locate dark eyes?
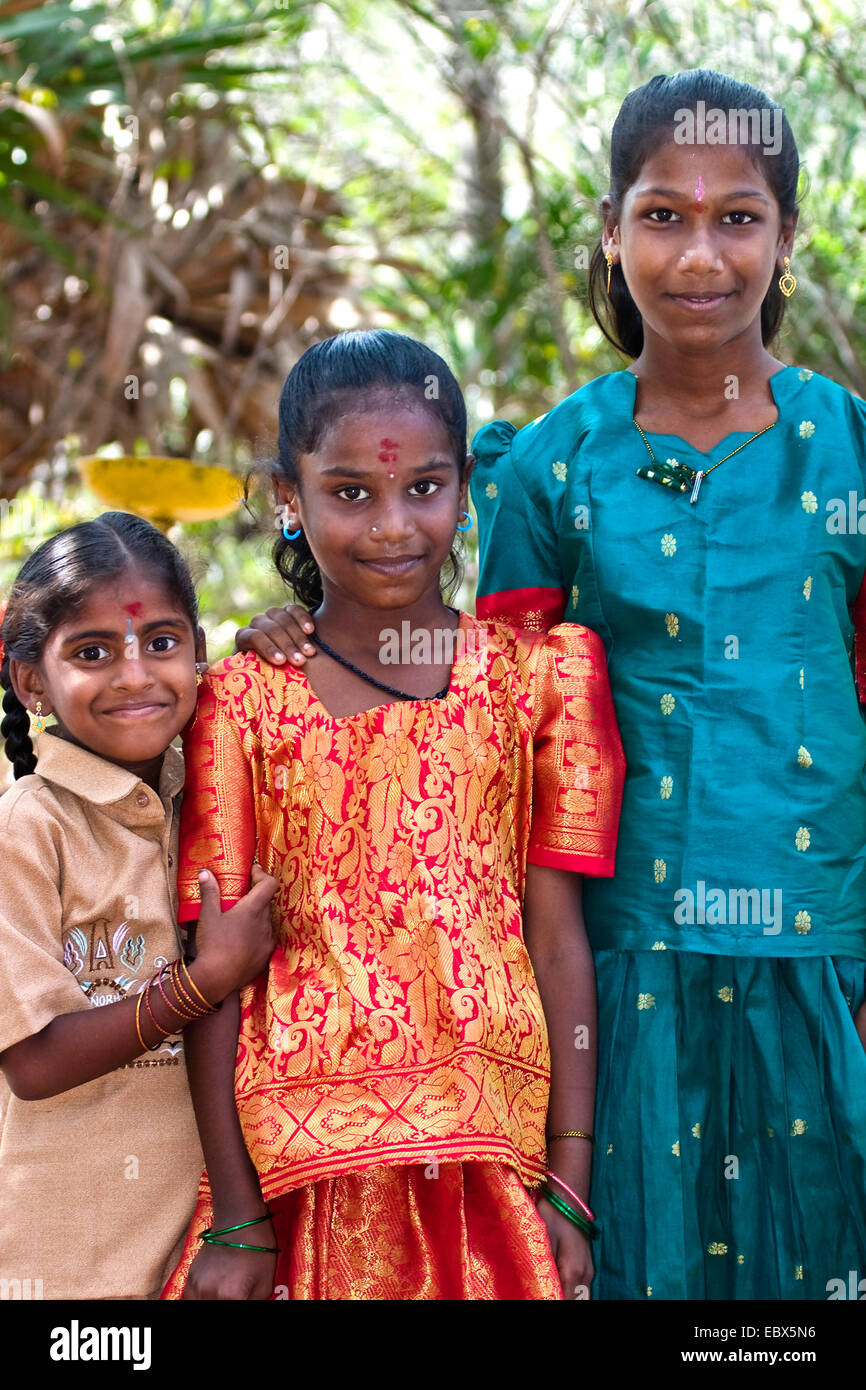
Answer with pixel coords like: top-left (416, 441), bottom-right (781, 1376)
top-left (74, 635), bottom-right (180, 661)
top-left (646, 208), bottom-right (756, 224)
top-left (336, 480), bottom-right (442, 501)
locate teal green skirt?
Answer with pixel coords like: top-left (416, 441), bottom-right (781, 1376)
top-left (590, 951), bottom-right (866, 1300)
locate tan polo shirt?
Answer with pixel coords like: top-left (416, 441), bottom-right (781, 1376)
top-left (0, 730), bottom-right (203, 1299)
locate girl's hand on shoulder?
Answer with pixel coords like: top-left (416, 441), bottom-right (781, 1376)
top-left (234, 604), bottom-right (317, 667)
top-left (183, 1222), bottom-right (278, 1301)
top-left (537, 1194), bottom-right (594, 1301)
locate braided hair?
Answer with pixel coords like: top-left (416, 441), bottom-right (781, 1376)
top-left (0, 512), bottom-right (198, 780)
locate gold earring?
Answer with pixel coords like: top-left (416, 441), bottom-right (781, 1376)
top-left (606, 252), bottom-right (613, 294)
top-left (30, 700), bottom-right (46, 735)
top-left (778, 256), bottom-right (797, 298)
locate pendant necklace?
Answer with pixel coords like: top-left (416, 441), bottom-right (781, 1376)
top-left (634, 418), bottom-right (775, 503)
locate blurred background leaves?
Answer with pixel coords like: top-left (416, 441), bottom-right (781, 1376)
top-left (1, 0), bottom-right (865, 659)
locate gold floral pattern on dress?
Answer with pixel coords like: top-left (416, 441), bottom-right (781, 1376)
top-left (485, 482), bottom-right (498, 500)
top-left (652, 941), bottom-right (667, 950)
top-left (646, 1286), bottom-right (653, 1297)
top-left (766, 1127), bottom-right (775, 1138)
top-left (665, 612), bottom-right (679, 637)
top-left (798, 368), bottom-right (813, 382)
top-left (790, 1118), bottom-right (807, 1135)
top-left (800, 490), bottom-right (818, 513)
top-left (660, 693), bottom-right (676, 715)
top-left (799, 667), bottom-right (804, 689)
top-left (795, 826), bottom-right (811, 851)
top-left (660, 775), bottom-right (673, 799)
top-left (803, 576), bottom-right (812, 600)
top-left (637, 993), bottom-right (657, 1010)
top-left (797, 746), bottom-right (812, 767)
top-left (672, 1141), bottom-right (680, 1156)
top-left (661, 533), bottom-right (677, 556)
top-left (606, 1143), bottom-right (613, 1155)
top-left (794, 910), bottom-right (812, 934)
top-left (707, 1242), bottom-right (728, 1255)
top-left (654, 858), bottom-right (667, 883)
top-left (798, 421), bottom-right (815, 439)
top-left (794, 1265), bottom-right (803, 1280)
top-left (666, 457), bottom-right (679, 467)
top-left (552, 460), bottom-right (567, 482)
top-left (737, 1255), bottom-right (744, 1265)
top-left (692, 1122), bottom-right (702, 1138)
top-left (717, 986), bottom-right (733, 1002)
top-left (571, 586), bottom-right (579, 609)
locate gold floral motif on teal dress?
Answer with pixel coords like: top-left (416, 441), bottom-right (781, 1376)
top-left (717, 986), bottom-right (734, 1002)
top-left (485, 482), bottom-right (498, 500)
top-left (661, 533), bottom-right (677, 556)
top-left (672, 1141), bottom-right (680, 1156)
top-left (660, 776), bottom-right (673, 799)
top-left (798, 421), bottom-right (815, 439)
top-left (790, 1118), bottom-right (808, 1135)
top-left (692, 1122), bottom-right (702, 1138)
top-left (707, 1242), bottom-right (728, 1255)
top-left (795, 826), bottom-right (811, 851)
top-left (552, 460), bottom-right (567, 482)
top-left (652, 941), bottom-right (666, 950)
top-left (800, 491), bottom-right (817, 513)
top-left (797, 746), bottom-right (812, 767)
top-left (653, 858), bottom-right (666, 883)
top-left (637, 993), bottom-right (656, 1011)
top-left (794, 911), bottom-right (812, 934)
top-left (665, 613), bottom-right (679, 637)
top-left (660, 693), bottom-right (675, 715)
top-left (803, 576), bottom-right (812, 600)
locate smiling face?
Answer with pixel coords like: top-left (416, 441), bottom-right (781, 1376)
top-left (10, 567), bottom-right (200, 782)
top-left (603, 141), bottom-right (797, 356)
top-left (277, 403), bottom-right (471, 617)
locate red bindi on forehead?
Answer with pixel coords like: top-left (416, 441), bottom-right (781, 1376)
top-left (122, 602), bottom-right (143, 617)
top-left (378, 437), bottom-right (400, 462)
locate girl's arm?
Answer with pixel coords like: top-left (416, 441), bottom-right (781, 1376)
top-left (181, 962), bottom-right (276, 1301)
top-left (234, 604), bottom-right (317, 668)
top-left (0, 868), bottom-right (276, 1101)
top-left (522, 862), bottom-right (596, 1300)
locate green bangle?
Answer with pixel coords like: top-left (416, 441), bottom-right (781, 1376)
top-left (205, 1215), bottom-right (271, 1238)
top-left (540, 1185), bottom-right (600, 1240)
top-left (200, 1233), bottom-right (280, 1254)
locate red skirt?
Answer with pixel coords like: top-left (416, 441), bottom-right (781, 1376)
top-left (163, 1161), bottom-right (562, 1300)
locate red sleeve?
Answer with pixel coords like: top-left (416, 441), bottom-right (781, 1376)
top-left (476, 586), bottom-right (567, 633)
top-left (177, 674), bottom-right (257, 921)
top-left (854, 572), bottom-right (866, 704)
top-left (527, 625), bottom-right (625, 877)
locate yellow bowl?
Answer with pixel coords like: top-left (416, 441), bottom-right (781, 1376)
top-left (80, 456), bottom-right (243, 524)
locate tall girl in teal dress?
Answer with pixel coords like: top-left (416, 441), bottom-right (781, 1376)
top-left (471, 69), bottom-right (866, 1300)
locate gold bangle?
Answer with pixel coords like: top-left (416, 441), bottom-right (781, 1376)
top-left (181, 959), bottom-right (216, 1012)
top-left (548, 1130), bottom-right (595, 1145)
top-left (170, 961), bottom-right (209, 1017)
top-left (134, 992), bottom-right (148, 1053)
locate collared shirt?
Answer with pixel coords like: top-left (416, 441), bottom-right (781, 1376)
top-left (0, 730), bottom-right (203, 1299)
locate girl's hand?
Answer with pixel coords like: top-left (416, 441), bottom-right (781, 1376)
top-left (190, 865), bottom-right (277, 1003)
top-left (855, 1001), bottom-right (866, 1052)
top-left (234, 604), bottom-right (317, 668)
top-left (537, 1194), bottom-right (594, 1300)
top-left (183, 1219), bottom-right (278, 1300)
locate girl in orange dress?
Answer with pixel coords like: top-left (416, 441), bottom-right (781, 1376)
top-left (163, 330), bottom-right (625, 1300)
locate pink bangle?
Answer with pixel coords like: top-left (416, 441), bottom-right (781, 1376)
top-left (545, 1169), bottom-right (595, 1222)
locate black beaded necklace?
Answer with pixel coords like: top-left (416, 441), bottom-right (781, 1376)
top-left (311, 612), bottom-right (458, 703)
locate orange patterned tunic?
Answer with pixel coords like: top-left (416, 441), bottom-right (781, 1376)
top-left (176, 613), bottom-right (625, 1201)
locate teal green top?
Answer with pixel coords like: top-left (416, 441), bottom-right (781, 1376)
top-left (472, 366), bottom-right (866, 958)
